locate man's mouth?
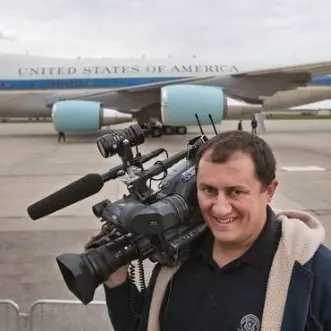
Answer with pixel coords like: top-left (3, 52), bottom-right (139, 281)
top-left (213, 217), bottom-right (236, 224)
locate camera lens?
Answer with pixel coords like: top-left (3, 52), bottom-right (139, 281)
top-left (56, 233), bottom-right (153, 305)
top-left (56, 241), bottom-right (138, 305)
top-left (97, 124), bottom-right (145, 158)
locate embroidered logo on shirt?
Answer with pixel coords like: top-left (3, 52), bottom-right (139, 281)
top-left (237, 314), bottom-right (261, 331)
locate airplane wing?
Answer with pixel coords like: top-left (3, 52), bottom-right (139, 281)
top-left (54, 60), bottom-right (331, 110)
top-left (220, 60), bottom-right (331, 103)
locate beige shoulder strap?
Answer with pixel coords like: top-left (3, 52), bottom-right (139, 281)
top-left (261, 234), bottom-right (296, 330)
top-left (147, 265), bottom-right (181, 331)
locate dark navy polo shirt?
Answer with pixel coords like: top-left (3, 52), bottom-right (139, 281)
top-left (159, 206), bottom-right (282, 331)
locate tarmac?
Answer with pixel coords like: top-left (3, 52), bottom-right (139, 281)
top-left (0, 119), bottom-right (331, 328)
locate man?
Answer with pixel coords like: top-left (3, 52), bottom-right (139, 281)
top-left (237, 119), bottom-right (243, 131)
top-left (102, 130), bottom-right (331, 331)
top-left (57, 131), bottom-right (66, 143)
top-left (251, 118), bottom-right (257, 134)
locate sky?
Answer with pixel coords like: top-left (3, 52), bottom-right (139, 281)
top-left (1, 0), bottom-right (331, 63)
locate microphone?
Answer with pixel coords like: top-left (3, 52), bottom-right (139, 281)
top-left (27, 173), bottom-right (104, 220)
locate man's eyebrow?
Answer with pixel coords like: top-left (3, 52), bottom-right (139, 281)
top-left (227, 185), bottom-right (248, 190)
top-left (198, 183), bottom-right (248, 190)
top-left (198, 182), bottom-right (215, 188)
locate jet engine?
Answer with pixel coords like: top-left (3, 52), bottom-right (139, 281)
top-left (160, 85), bottom-right (261, 126)
top-left (52, 100), bottom-right (132, 132)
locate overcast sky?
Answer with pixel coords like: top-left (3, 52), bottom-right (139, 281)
top-left (1, 0), bottom-right (331, 63)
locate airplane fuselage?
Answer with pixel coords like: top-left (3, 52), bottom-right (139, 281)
top-left (0, 55), bottom-right (241, 117)
top-left (1, 54), bottom-right (331, 118)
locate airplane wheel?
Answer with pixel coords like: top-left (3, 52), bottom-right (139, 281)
top-left (151, 127), bottom-right (163, 138)
top-left (163, 126), bottom-right (176, 135)
top-left (176, 126), bottom-right (187, 135)
top-left (139, 124), bottom-right (150, 136)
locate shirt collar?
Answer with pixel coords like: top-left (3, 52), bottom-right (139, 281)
top-left (240, 206), bottom-right (281, 267)
top-left (194, 205), bottom-right (281, 268)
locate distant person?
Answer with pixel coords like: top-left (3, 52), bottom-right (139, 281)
top-left (237, 120), bottom-right (243, 131)
top-left (58, 131), bottom-right (66, 143)
top-left (251, 118), bottom-right (257, 134)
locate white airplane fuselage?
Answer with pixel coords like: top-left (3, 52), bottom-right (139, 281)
top-left (0, 54), bottom-right (241, 117)
top-left (1, 54), bottom-right (331, 118)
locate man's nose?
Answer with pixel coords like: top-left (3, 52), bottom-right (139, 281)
top-left (212, 193), bottom-right (232, 215)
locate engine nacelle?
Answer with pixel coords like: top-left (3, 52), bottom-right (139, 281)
top-left (160, 85), bottom-right (225, 125)
top-left (160, 85), bottom-right (262, 126)
top-left (52, 100), bottom-right (132, 132)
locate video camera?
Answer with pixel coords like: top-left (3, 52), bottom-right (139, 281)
top-left (27, 116), bottom-right (218, 306)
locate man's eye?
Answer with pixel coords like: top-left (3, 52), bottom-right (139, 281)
top-left (231, 189), bottom-right (245, 196)
top-left (202, 187), bottom-right (216, 195)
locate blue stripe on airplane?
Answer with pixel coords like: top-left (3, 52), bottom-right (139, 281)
top-left (1, 75), bottom-right (331, 91)
top-left (310, 76), bottom-right (331, 86)
top-left (0, 77), bottom-right (184, 90)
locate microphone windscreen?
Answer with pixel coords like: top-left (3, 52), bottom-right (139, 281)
top-left (27, 173), bottom-right (104, 220)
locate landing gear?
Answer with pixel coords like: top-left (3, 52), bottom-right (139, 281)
top-left (162, 125), bottom-right (188, 135)
top-left (135, 105), bottom-right (187, 138)
top-left (162, 125), bottom-right (176, 135)
top-left (139, 121), bottom-right (163, 138)
top-left (140, 122), bottom-right (187, 138)
top-left (150, 126), bottom-right (163, 138)
top-left (174, 126), bottom-right (187, 135)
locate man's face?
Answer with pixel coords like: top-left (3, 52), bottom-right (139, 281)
top-left (196, 150), bottom-right (278, 247)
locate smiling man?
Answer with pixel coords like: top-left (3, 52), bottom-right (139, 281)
top-left (196, 142), bottom-right (278, 268)
top-left (103, 130), bottom-right (331, 331)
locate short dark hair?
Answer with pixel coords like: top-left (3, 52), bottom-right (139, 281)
top-left (195, 130), bottom-right (277, 188)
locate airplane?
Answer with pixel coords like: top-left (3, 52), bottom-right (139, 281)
top-left (271, 99), bottom-right (331, 113)
top-left (2, 53), bottom-right (331, 138)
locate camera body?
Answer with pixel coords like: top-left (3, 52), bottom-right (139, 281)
top-left (28, 123), bottom-right (213, 305)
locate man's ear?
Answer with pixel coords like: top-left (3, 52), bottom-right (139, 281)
top-left (264, 179), bottom-right (279, 203)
